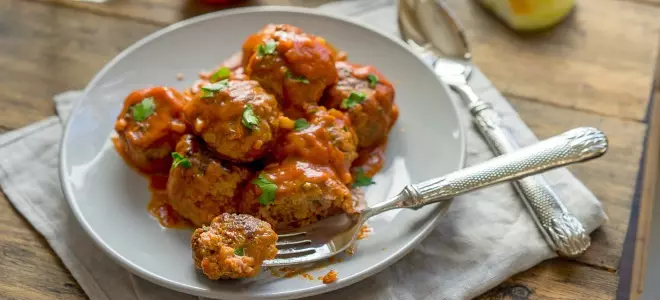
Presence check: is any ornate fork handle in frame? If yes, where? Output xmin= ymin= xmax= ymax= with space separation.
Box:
xmin=365 ymin=128 xmax=608 ymax=237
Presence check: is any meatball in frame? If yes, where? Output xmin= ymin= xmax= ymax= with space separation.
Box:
xmin=242 ymin=24 xmax=337 ymax=109
xmin=183 ymin=80 xmax=281 ymax=162
xmin=275 ymin=106 xmax=358 ymax=184
xmin=183 ymin=54 xmax=248 ymax=100
xmin=114 ymin=87 xmax=187 ymax=174
xmin=239 ymin=160 xmax=354 ymax=231
xmin=167 ymin=135 xmax=252 ymax=226
xmin=191 ymin=213 xmax=278 ymax=279
xmin=322 ymin=61 xmax=398 ymax=149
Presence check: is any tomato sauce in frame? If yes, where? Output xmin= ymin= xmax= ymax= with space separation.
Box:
xmin=114 ymin=136 xmax=191 ymax=229
xmin=351 ymin=142 xmax=387 ymax=177
xmin=147 ymin=175 xmax=192 ymax=229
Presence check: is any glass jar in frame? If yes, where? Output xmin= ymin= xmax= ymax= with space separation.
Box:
xmin=477 ymin=0 xmax=576 ymax=31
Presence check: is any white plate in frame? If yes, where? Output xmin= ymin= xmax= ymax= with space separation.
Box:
xmin=60 ymin=7 xmax=466 ymax=300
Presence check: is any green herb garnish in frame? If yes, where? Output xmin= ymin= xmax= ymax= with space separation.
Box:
xmin=294 ymin=118 xmax=310 ymax=131
xmin=200 ymin=79 xmax=229 ymax=98
xmin=252 ymin=174 xmax=277 ymax=205
xmin=352 ymin=168 xmax=375 ymax=188
xmin=132 ymin=97 xmax=155 ymax=121
xmin=210 ymin=67 xmax=231 ymax=82
xmin=367 ymin=74 xmax=379 ymax=88
xmin=171 ymin=152 xmax=191 ymax=169
xmin=341 ymin=92 xmax=367 ymax=109
xmin=234 ymin=247 xmax=245 ymax=256
xmin=256 ymin=40 xmax=278 ymax=58
xmin=242 ymin=104 xmax=260 ymax=130
xmin=285 ymin=70 xmax=310 ymax=84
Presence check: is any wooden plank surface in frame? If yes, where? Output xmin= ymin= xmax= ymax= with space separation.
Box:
xmin=0 ymin=0 xmax=657 ymax=299
xmin=444 ymin=0 xmax=660 ymax=121
xmin=478 ymin=260 xmax=618 ymax=300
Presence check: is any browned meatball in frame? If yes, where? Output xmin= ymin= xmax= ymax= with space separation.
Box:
xmin=322 ymin=61 xmax=398 ymax=149
xmin=183 ymin=80 xmax=281 ymax=162
xmin=242 ymin=24 xmax=338 ymax=109
xmin=191 ymin=213 xmax=278 ymax=279
xmin=114 ymin=87 xmax=188 ymax=174
xmin=167 ymin=135 xmax=252 ymax=226
xmin=239 ymin=159 xmax=354 ymax=231
xmin=275 ymin=106 xmax=358 ymax=184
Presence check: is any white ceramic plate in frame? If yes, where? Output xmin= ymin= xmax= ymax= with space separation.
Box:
xmin=60 ymin=7 xmax=466 ymax=300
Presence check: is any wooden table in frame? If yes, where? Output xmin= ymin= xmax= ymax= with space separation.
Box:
xmin=0 ymin=0 xmax=658 ymax=299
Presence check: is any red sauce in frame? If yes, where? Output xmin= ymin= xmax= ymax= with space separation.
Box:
xmin=147 ymin=175 xmax=192 ymax=229
xmin=351 ymin=142 xmax=387 ymax=177
xmin=114 ymin=136 xmax=191 ymax=229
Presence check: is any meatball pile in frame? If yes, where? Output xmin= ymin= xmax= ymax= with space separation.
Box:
xmin=114 ymin=24 xmax=397 ymax=279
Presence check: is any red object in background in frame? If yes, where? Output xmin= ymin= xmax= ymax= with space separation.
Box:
xmin=200 ymin=0 xmax=243 ymax=4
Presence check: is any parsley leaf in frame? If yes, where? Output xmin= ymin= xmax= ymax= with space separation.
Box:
xmin=367 ymin=74 xmax=379 ymax=88
xmin=285 ymin=70 xmax=310 ymax=84
xmin=234 ymin=247 xmax=245 ymax=256
xmin=200 ymin=80 xmax=229 ymax=98
xmin=352 ymin=168 xmax=375 ymax=188
xmin=242 ymin=104 xmax=260 ymax=130
xmin=132 ymin=97 xmax=155 ymax=121
xmin=200 ymin=89 xmax=215 ymax=98
xmin=210 ymin=67 xmax=231 ymax=82
xmin=171 ymin=152 xmax=191 ymax=169
xmin=341 ymin=92 xmax=367 ymax=109
xmin=252 ymin=174 xmax=277 ymax=205
xmin=293 ymin=118 xmax=310 ymax=131
xmin=256 ymin=40 xmax=278 ymax=58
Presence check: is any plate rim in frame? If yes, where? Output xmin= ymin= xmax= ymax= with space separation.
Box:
xmin=59 ymin=5 xmax=468 ymax=299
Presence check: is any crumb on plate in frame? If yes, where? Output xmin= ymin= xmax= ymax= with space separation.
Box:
xmin=322 ymin=270 xmax=338 ymax=284
xmin=357 ymin=224 xmax=372 ymax=240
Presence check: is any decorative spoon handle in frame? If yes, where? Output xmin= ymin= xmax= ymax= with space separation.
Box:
xmin=457 ymin=83 xmax=597 ymax=257
xmin=470 ymin=100 xmax=597 ymax=256
xmin=365 ymin=127 xmax=608 ymax=238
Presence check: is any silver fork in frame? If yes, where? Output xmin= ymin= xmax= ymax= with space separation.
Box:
xmin=263 ymin=127 xmax=608 ymax=267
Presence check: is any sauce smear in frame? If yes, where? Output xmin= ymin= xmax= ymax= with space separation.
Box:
xmin=148 ymin=175 xmax=192 ymax=228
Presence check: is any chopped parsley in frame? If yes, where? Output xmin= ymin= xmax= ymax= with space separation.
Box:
xmin=241 ymin=104 xmax=260 ymax=130
xmin=256 ymin=40 xmax=278 ymax=58
xmin=132 ymin=97 xmax=155 ymax=121
xmin=171 ymin=152 xmax=191 ymax=169
xmin=210 ymin=67 xmax=231 ymax=82
xmin=252 ymin=174 xmax=277 ymax=205
xmin=200 ymin=79 xmax=229 ymax=98
xmin=341 ymin=92 xmax=367 ymax=109
xmin=352 ymin=168 xmax=375 ymax=188
xmin=285 ymin=70 xmax=310 ymax=84
xmin=293 ymin=118 xmax=310 ymax=131
xmin=367 ymin=74 xmax=379 ymax=88
xmin=234 ymin=247 xmax=245 ymax=256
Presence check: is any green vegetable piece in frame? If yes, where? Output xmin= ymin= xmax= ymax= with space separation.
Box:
xmin=132 ymin=97 xmax=155 ymax=121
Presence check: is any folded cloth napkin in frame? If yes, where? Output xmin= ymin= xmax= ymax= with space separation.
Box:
xmin=0 ymin=1 xmax=607 ymax=299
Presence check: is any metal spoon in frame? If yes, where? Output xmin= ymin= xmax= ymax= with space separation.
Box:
xmin=264 ymin=127 xmax=607 ymax=266
xmin=397 ymin=0 xmax=592 ymax=257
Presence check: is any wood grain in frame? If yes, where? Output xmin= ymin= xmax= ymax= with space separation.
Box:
xmin=477 ymin=260 xmax=618 ymax=300
xmin=0 ymin=0 xmax=159 ymax=130
xmin=32 ymin=0 xmax=332 ymax=25
xmin=626 ymin=61 xmax=660 ymax=300
xmin=443 ymin=0 xmax=660 ymax=121
xmin=0 ymin=0 xmax=656 ymax=299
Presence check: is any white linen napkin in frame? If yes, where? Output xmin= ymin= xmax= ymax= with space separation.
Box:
xmin=0 ymin=1 xmax=607 ymax=299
